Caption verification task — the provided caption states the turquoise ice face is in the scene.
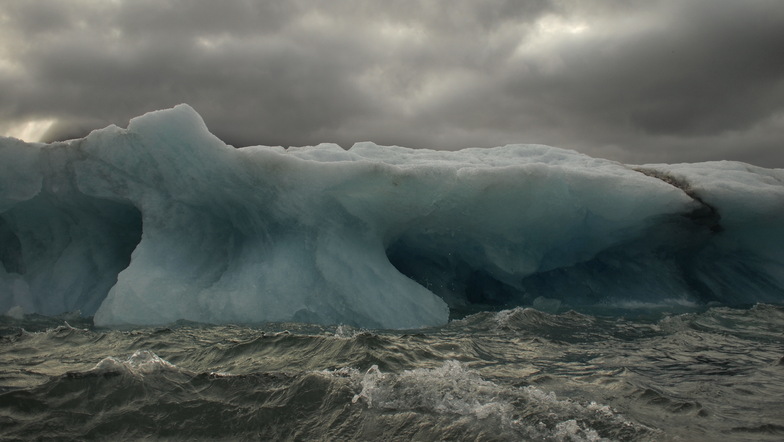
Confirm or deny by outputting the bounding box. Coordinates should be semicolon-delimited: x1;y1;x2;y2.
1;104;783;328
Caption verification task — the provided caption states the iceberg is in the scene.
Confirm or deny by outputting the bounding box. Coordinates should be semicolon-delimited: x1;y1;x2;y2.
1;104;782;328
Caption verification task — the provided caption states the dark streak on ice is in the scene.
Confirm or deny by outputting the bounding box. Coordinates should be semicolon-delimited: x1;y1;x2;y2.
633;167;723;233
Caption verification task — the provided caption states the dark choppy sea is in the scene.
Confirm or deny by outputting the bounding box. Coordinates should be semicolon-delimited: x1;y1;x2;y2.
1;305;783;441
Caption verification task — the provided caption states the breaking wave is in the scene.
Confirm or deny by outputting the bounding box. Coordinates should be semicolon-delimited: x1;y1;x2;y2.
1;305;783;440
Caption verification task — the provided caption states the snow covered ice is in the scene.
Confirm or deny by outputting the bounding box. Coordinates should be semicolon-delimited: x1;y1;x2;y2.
1;104;783;328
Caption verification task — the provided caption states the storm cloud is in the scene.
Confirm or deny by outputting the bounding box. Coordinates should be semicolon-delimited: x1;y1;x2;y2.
1;0;782;166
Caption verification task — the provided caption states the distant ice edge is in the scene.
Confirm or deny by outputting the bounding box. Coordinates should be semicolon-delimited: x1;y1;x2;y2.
1;104;783;328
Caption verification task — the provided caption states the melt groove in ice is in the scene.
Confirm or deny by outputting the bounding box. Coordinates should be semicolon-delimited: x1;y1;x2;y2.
1;104;783;328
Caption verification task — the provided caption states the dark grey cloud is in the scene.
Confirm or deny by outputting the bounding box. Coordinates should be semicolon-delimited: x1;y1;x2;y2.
1;0;782;167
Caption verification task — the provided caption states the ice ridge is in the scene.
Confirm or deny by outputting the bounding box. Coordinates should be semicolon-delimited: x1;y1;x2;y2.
1;104;783;328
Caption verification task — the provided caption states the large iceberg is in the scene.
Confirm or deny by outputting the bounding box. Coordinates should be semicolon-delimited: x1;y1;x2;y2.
1;105;783;328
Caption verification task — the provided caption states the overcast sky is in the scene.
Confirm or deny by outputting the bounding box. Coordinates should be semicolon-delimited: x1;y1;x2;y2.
1;0;783;167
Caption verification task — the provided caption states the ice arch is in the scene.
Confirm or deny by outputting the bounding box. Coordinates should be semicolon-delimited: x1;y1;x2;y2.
1;105;782;328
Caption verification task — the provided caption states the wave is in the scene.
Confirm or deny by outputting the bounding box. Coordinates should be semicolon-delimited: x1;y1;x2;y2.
1;306;783;440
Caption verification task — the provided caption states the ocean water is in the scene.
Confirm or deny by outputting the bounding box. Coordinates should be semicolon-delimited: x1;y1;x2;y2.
1;305;783;441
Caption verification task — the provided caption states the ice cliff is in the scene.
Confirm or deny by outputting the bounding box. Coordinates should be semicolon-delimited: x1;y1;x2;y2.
1;105;783;328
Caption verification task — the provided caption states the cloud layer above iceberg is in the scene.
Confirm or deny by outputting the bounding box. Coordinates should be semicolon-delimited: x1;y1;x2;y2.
1;105;783;328
2;1;783;167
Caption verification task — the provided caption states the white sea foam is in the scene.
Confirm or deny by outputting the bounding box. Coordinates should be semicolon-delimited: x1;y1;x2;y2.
91;350;180;377
348;360;644;441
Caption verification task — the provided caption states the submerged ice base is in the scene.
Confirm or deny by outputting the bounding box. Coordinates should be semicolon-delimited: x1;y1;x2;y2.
1;105;783;328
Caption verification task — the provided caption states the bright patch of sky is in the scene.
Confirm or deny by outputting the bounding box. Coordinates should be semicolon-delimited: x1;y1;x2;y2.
4;119;56;142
